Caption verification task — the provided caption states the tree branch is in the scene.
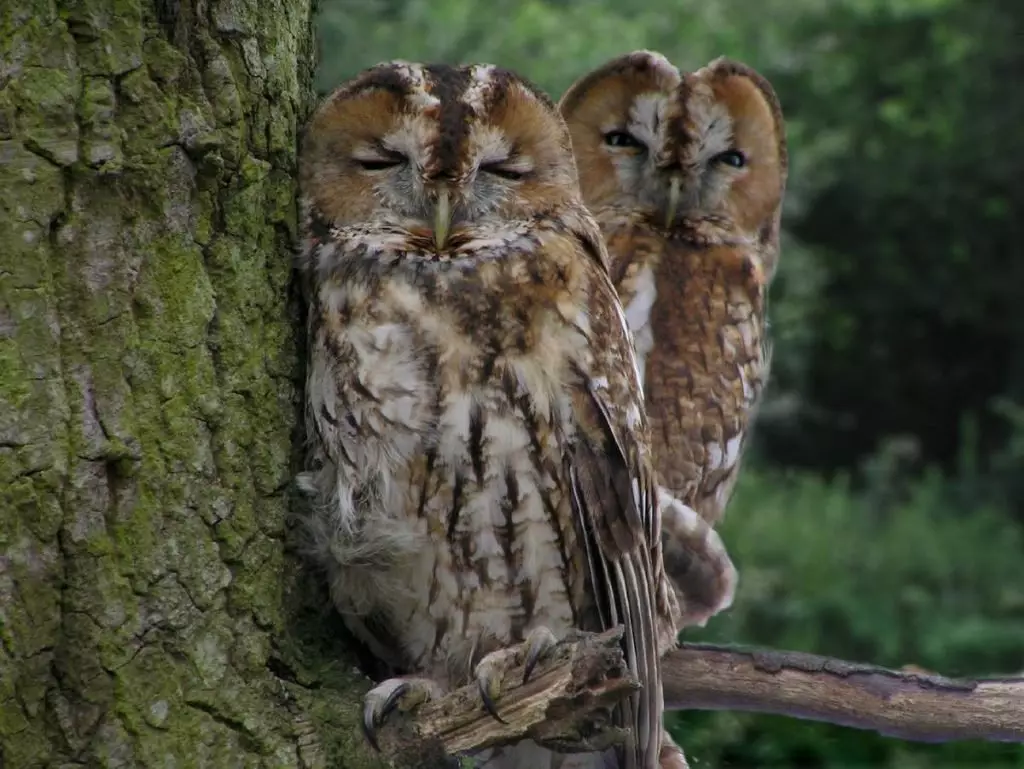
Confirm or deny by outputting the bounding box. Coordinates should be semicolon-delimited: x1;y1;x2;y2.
362;636;1024;767
371;628;640;769
663;642;1024;743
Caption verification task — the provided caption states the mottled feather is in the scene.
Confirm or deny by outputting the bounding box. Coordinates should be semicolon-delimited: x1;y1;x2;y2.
299;61;677;769
560;53;787;628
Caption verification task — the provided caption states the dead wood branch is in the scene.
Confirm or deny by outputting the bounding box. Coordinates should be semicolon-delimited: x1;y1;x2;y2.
366;636;1024;767
663;642;1024;743
372;627;640;769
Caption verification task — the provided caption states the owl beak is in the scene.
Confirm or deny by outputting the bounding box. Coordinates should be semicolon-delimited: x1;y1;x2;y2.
433;188;452;250
665;174;682;229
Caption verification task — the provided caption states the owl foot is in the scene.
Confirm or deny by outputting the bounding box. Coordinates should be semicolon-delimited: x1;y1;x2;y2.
475;625;559;723
361;676;443;751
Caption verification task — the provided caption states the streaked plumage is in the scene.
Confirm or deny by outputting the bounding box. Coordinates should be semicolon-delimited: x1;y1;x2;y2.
560;52;788;628
298;61;679;769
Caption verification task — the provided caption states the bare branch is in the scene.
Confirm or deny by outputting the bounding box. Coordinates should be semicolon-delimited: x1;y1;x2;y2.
371;628;640;769
362;636;1024;768
663;642;1024;743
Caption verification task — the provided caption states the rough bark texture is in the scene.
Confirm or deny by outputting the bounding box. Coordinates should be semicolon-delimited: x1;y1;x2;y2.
0;1;389;767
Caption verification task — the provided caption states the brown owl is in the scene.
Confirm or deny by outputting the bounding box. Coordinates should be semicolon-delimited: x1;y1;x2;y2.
560;52;788;627
298;61;681;769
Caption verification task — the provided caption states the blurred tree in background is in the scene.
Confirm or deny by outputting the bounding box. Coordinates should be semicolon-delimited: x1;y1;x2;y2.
314;1;1024;765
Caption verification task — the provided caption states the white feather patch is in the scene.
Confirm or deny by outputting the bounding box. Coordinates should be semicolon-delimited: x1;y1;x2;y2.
623;265;656;388
610;294;645;397
387;60;439;109
723;434;742;471
627;93;665;151
462;64;497;114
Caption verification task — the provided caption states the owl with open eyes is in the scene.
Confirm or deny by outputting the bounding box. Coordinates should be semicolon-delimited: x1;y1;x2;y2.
560;52;788;629
298;61;685;769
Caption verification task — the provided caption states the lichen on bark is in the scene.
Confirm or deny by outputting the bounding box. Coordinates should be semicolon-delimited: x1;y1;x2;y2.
0;1;387;767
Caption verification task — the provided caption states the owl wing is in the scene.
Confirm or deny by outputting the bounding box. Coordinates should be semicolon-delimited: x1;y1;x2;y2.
562;222;668;769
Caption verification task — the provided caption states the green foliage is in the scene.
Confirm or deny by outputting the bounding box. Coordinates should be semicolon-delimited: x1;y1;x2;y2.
671;466;1024;767
314;0;811;96
768;0;1024;476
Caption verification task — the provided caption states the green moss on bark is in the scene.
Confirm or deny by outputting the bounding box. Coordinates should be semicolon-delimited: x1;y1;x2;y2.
0;1;390;766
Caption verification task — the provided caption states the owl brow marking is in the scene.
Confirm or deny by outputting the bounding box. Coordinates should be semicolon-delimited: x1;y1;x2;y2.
423;64;473;173
388;60;440;110
461;64;498;115
628;93;663;151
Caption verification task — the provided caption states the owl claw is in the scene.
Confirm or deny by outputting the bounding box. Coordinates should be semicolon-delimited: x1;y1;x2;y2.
522;625;558;684
477;675;509;724
474;625;559;723
361;676;442;751
362;680;406;751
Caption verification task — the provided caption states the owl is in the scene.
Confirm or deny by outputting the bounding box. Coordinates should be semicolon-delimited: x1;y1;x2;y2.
297;61;682;769
559;52;788;627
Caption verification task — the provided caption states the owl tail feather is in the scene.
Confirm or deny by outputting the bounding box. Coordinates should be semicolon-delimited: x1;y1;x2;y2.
657;488;737;629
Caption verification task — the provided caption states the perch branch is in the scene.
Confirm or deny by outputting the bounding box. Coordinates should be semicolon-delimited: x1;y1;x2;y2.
372;627;640;769
663;642;1024;743
364;636;1024;767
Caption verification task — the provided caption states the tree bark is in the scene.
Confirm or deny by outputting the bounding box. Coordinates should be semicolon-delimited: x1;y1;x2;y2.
0;1;388;766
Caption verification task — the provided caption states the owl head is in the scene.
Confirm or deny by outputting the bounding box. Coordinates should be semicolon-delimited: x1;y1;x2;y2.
559;51;788;270
300;61;584;254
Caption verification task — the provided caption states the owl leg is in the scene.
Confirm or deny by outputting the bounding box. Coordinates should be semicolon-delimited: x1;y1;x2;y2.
362;675;444;750
475;625;559;722
658;488;738;629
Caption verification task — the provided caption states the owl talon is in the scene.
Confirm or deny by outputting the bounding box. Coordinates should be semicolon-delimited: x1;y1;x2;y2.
473;625;559;723
522;625;558;684
477;675;508;724
361;676;442;751
362;680;406;751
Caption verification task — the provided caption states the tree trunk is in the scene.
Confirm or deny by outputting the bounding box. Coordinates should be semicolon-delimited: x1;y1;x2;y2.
0;2;388;767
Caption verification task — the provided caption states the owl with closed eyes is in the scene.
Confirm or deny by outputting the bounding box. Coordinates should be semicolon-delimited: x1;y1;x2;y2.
560;52;788;629
298;61;684;769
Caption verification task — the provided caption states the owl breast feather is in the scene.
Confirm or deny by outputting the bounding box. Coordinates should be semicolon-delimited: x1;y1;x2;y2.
305;251;595;677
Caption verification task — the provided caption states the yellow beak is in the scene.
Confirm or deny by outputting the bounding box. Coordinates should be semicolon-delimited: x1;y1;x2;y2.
665;175;681;229
433;188;451;250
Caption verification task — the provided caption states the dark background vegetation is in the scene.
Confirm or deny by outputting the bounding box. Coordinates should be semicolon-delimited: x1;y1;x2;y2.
314;1;1024;765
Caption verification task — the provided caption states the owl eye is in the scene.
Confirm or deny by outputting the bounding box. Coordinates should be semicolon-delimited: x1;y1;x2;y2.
713;150;746;168
604;131;644;149
480;162;527;181
353;153;405;172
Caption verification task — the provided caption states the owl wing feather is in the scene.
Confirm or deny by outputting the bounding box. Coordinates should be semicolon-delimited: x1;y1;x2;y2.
569;406;661;769
564;224;666;769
